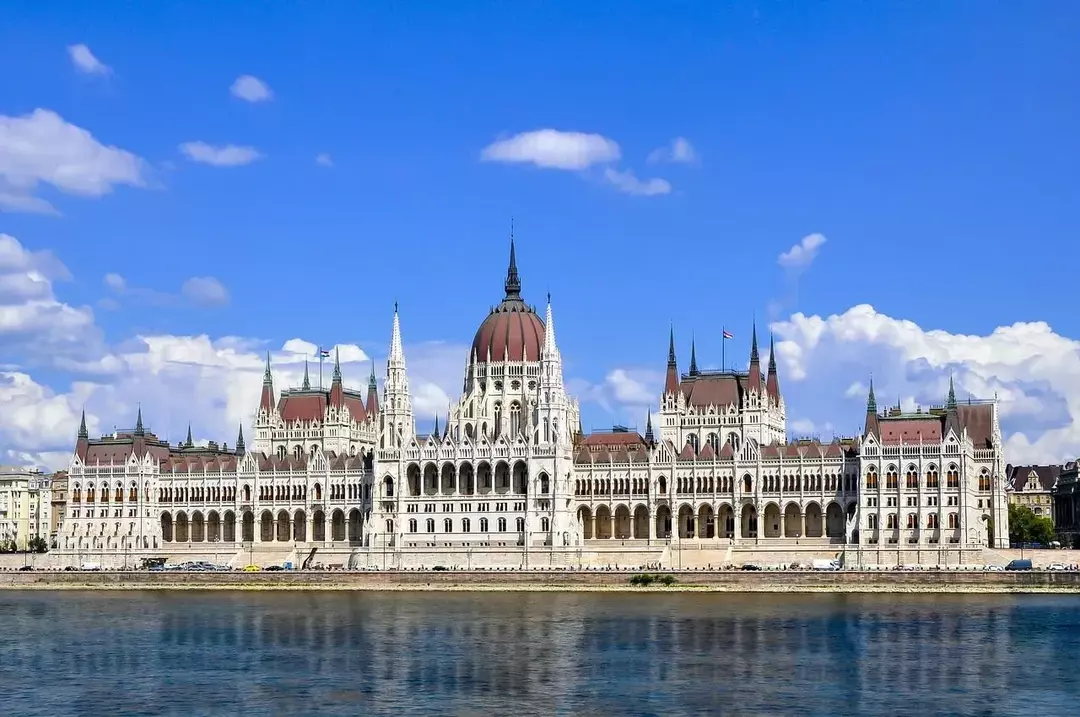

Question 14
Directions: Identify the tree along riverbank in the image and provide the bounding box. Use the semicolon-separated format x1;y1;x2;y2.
4;569;1080;593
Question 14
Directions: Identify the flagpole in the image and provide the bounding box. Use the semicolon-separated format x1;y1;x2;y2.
319;349;324;390
722;326;726;373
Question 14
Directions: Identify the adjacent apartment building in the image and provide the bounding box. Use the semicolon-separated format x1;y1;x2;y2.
1006;464;1060;520
0;466;52;551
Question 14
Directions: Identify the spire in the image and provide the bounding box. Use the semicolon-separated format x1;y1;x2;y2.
302;360;310;390
543;294;558;357
389;304;405;365
332;347;342;382
765;334;780;404
134;406;144;436
259;351;276;413
946;375;957;409
235;424;245;454
78;409;88;439
185;423;193;448
504;221;521;299
863;377;880;438
866;376;877;414
944;374;962;437
263;351;272;383
750;322;760;364
368;360;377;390
644;411;655;444
689;336;699;376
365;359;380;417
664;326;680;395
433;414;440;440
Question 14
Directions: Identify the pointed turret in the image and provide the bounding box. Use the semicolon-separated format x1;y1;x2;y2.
432;414;440;441
664;326;680;395
235;424;245;454
185;423;193;448
302;360;310;390
389;303;405;366
382;303;414;447
504;222;521;299
542;293;558;359
259;352;276;413
75;409;89;461
747;322;762;393
863;377;879;438
329;347;344;408
134;406;144;436
365;360;379;417
644;411;655;445
944;375;962;436
766;334;780;404
689;336;699;377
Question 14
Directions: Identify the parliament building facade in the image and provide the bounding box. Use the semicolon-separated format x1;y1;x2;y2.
57;239;1010;567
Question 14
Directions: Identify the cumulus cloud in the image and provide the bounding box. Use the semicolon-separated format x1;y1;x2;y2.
102;272;230;309
570;368;664;423
67;44;110;75
179;141;262;167
480;129;621;170
647;137;698;165
230;75;273;103
772;304;1080;463
778;233;827;274
315;153;333;167
0;109;148;213
603;168;672;197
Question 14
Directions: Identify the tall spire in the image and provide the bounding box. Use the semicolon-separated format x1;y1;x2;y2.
259;351;276;413
946;374;957;409
433;414;440;440
389;304;405;365
235;424;245;454
750;322;760;364
185;423;193;447
332;347;342;382
504;220;521;299
664;325;680;395
78;409;88;439
134;406;144;436
543;293;559;358
748;320;763;396
766;334;780;404
867;376;877;413
263;351;272;383
689;337;699;376
863;376;880;438
302;359;310;390
368;359;377;390
644;411;655;444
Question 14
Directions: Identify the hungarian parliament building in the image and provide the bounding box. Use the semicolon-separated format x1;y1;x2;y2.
57;240;1010;567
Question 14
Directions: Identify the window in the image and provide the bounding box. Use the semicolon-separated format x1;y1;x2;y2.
541;517;550;532
865;467;879;490
867;514;878;529
978;471;991;492
385;519;393;533
906;513;917;529
948;513;958;529
462;518;471;533
493;403;502;437
516;517;525;532
947;465;960;488
886;513;897;529
426;518;435;532
927;513;938;529
886;467;898;490
497;517;507;532
444;518;452;533
480;517;489;532
510;402;521;438
926;466;939;489
906;467;918;489
409;519;417;533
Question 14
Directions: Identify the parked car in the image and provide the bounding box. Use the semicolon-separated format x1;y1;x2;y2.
1048;563;1067;571
1005;559;1033;571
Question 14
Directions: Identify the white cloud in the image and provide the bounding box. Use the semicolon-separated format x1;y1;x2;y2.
179;141;262;167
315;153;333;167
647;137;698;165
67;44;110;75
480;129;621;170
230;75;273;103
778;233;827;274
571;368;663;418
0;109;148;213
772;304;1080;463
103;271;230;309
181;277;230;307
603;168;672;197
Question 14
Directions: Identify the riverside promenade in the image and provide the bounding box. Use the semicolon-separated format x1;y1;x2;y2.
4;569;1080;593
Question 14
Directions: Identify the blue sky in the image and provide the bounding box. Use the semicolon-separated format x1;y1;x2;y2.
1;2;1079;467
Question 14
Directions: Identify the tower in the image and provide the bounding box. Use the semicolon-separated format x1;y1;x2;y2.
380;303;414;449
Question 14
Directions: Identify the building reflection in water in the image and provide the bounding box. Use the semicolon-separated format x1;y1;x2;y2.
1;592;1077;715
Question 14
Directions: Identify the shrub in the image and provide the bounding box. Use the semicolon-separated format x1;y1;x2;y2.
629;573;677;587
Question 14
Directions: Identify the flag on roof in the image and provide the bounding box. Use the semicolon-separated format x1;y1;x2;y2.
320;349;331;358
722;330;734;340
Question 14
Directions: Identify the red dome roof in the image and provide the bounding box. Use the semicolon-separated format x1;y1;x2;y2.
472;302;545;363
470;232;545;363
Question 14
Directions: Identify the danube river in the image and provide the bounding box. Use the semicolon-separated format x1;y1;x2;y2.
3;591;1078;716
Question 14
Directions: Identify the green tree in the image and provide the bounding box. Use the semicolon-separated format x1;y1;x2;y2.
28;536;49;554
1009;504;1056;545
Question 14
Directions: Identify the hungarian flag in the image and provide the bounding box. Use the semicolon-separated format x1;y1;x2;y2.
320;349;331;358
723;330;734;340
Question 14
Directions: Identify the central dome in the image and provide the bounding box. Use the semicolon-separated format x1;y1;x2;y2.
470;234;545;364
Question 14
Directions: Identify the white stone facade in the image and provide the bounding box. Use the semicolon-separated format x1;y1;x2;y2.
54;239;1010;565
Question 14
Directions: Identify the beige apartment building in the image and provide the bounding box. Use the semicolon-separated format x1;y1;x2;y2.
0;466;52;551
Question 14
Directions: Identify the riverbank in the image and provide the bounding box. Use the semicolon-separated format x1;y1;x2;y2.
4;569;1080;592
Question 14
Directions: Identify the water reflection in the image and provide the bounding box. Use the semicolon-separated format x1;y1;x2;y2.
1;592;1078;716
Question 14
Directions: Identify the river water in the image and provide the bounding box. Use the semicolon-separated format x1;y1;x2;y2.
2;591;1078;716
